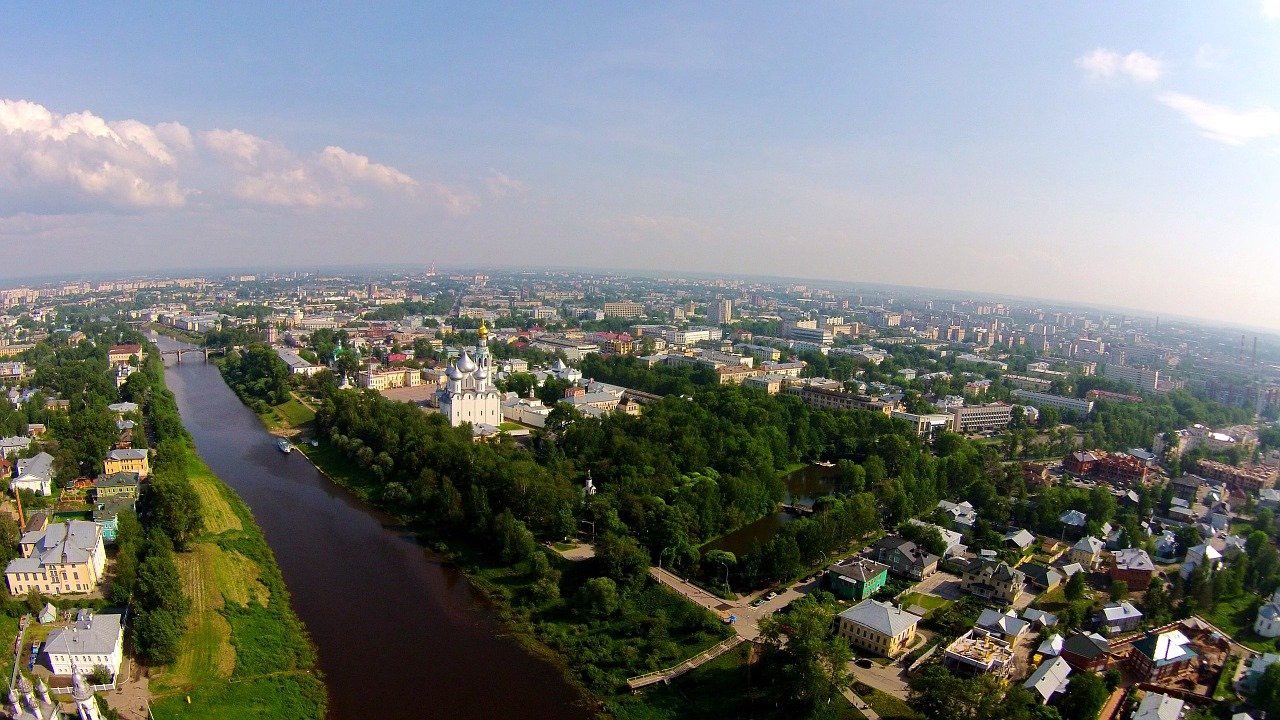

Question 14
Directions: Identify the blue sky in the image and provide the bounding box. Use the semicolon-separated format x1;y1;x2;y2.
2;2;1278;328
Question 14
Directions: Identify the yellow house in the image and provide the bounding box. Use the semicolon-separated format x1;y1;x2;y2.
103;448;149;479
95;471;141;501
5;521;107;596
835;600;923;658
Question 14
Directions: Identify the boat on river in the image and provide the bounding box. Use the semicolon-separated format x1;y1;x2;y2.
276;438;293;454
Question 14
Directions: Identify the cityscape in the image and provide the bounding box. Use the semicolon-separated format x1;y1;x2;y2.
3;3;1280;720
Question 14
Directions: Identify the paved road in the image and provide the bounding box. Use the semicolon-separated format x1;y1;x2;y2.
648;567;819;641
849;658;911;698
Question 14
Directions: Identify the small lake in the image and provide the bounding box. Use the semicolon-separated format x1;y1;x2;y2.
701;464;838;557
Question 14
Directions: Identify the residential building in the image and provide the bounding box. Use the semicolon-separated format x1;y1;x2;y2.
1131;692;1184;720
0;435;32;457
1021;563;1063;593
1103;364;1160;392
1180;544;1223;580
823;558;888;602
976;608;1030;641
43;610;124;677
1010;389;1094;416
708;298;733;325
1128;629;1197;682
1194;459;1275;493
103;448;149;479
1110;548;1155;590
12;452;54;496
871;536;939;580
1060;632;1111;672
936;500;977;533
960;557;1025;604
274;347;324;376
94;471;140;501
942;628;1015;677
1256;588;1280;638
602;302;644;319
834;600;922;658
1022;656;1072;704
358;367;422;390
5;521;107;596
1098;601;1144;635
107;343;141;366
1069;536;1105;569
950;403;1013;433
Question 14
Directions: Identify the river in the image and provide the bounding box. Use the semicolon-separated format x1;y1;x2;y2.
154;335;595;720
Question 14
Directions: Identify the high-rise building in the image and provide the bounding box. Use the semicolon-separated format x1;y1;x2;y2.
709;298;733;325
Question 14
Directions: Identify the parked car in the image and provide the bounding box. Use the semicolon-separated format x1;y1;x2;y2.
765;591;778;600
856;658;873;669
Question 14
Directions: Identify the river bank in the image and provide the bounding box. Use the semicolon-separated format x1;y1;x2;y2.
157;334;597;720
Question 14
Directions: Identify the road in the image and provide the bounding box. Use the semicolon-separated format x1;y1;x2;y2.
648;567;820;641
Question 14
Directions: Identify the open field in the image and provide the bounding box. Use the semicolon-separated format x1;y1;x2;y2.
185;450;241;535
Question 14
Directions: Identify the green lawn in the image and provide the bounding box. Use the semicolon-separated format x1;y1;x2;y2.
856;686;921;720
0;613;21;693
898;592;951;615
259;397;316;431
1205;594;1277;653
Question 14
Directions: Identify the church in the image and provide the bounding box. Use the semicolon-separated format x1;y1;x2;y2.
438;323;502;430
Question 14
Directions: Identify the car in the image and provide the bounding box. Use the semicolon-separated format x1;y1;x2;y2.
765;591;777;600
750;598;764;608
856;658;873;669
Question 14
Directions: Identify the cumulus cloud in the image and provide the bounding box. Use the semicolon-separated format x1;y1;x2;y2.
1158;92;1280;146
1264;0;1280;20
1075;48;1165;83
0;98;468;216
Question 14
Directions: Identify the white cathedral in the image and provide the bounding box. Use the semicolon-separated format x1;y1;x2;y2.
7;668;103;720
439;323;502;429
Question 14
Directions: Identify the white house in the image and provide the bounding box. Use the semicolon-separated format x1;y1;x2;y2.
12;452;54;496
42;610;124;677
1256;589;1280;639
1180;544;1223;580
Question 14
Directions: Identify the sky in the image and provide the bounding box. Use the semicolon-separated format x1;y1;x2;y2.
1;2;1279;328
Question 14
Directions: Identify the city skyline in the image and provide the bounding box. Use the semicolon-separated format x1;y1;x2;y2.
3;3;1279;329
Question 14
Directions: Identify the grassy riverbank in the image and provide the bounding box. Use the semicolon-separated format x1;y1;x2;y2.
146;374;325;720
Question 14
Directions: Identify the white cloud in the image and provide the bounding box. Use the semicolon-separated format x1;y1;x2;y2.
1075;48;1165;83
0;98;454;215
485;170;528;198
1158;92;1280;146
1194;44;1227;70
1264;0;1280;20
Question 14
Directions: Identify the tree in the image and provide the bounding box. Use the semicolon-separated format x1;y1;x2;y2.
576;577;620;617
147;467;203;550
494;509;537;563
1109;580;1129;602
702;550;736;588
1065;570;1086;602
595;533;650;591
1255;663;1280;719
0;516;20;567
132;608;183;665
1057;672;1108;720
758;595;853;707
